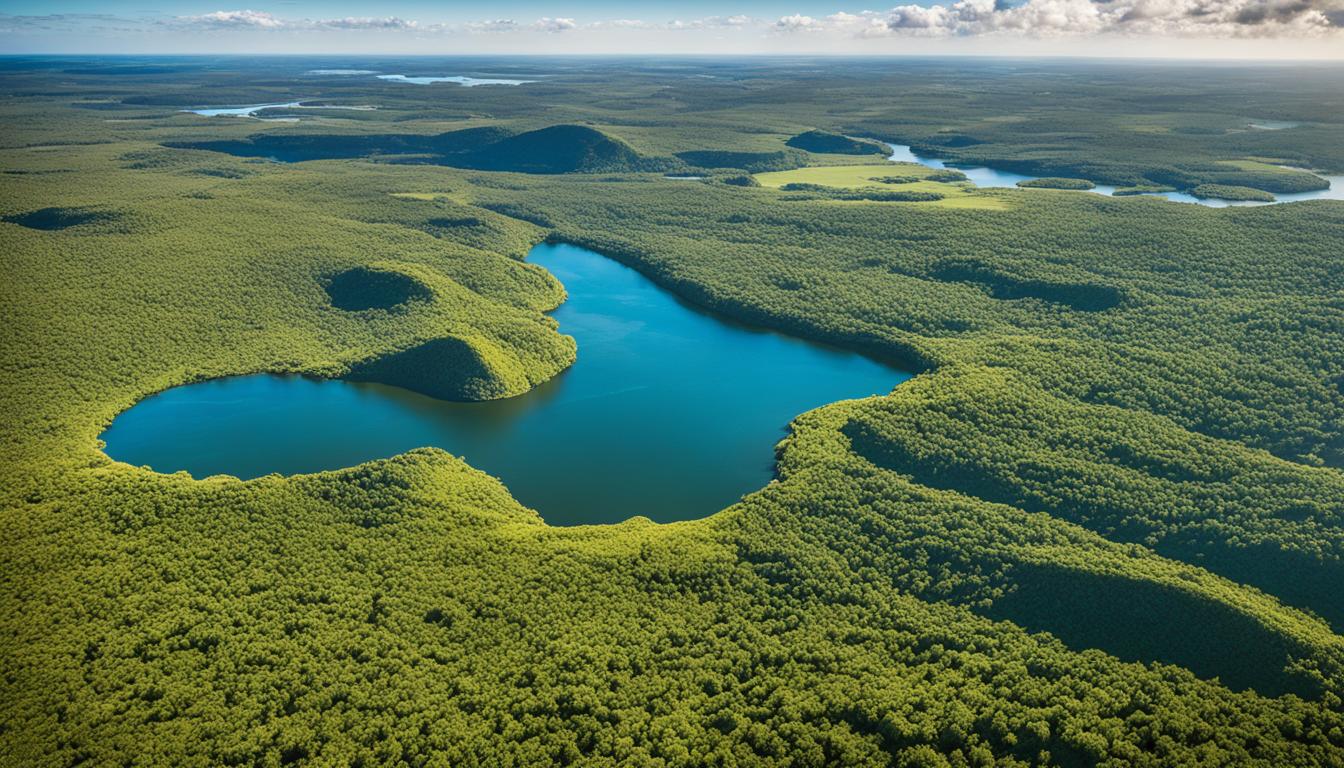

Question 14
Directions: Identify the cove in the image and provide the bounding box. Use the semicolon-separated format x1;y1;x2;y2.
101;243;907;526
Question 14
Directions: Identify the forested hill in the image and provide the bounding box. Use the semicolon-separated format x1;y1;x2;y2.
171;124;658;173
3;57;1344;766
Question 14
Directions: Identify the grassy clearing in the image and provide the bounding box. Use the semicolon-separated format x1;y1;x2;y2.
1219;158;1305;173
754;163;1010;210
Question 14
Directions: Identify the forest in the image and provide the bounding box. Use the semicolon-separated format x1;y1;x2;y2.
2;56;1344;766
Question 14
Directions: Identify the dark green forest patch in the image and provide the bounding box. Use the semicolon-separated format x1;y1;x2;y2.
1191;184;1276;202
3;206;111;231
1017;178;1096;190
925;169;970;183
168;124;656;174
785;130;885;155
345;336;522;401
780;183;944;202
981;562;1318;698
929;260;1123;311
325;266;433;312
425;216;485;231
675;149;807;173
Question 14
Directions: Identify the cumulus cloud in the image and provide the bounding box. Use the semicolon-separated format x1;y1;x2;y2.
773;0;1343;37
463;19;519;33
532;17;578;33
146;3;1344;41
669;14;755;29
775;13;824;30
320;17;419;31
180;10;418;31
191;10;286;28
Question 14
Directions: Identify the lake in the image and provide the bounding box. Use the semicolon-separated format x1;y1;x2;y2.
184;102;376;120
184;102;302;118
883;142;1342;207
101;243;906;525
376;74;535;86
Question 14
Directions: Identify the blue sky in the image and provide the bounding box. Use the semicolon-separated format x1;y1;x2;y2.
2;0;1342;57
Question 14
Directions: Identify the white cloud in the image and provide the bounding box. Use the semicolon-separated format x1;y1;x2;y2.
671;14;755;29
768;0;1342;38
191;10;286;29
532;17;578;33
320;17;419;31
59;3;1344;44
180;10;418;31
775;13;824;30
464;19;518;33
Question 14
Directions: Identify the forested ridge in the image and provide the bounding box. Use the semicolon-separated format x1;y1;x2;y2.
2;57;1344;766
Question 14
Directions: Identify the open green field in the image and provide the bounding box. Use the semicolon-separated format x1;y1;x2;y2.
754;163;1010;210
3;56;1344;767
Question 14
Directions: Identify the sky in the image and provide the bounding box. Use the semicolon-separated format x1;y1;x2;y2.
2;0;1343;58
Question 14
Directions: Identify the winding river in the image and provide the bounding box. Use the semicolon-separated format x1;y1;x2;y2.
884;143;1344;207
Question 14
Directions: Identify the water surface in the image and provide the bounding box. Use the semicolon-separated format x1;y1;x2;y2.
184;102;302;118
884;142;1340;207
184;102;375;120
102;243;906;525
377;74;535;86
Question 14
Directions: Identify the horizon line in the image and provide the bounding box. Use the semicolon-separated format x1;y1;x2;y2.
4;52;1344;64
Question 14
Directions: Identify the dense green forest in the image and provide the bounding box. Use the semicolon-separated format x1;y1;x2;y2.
2;56;1344;766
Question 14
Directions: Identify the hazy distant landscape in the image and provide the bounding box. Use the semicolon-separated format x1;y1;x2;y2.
3;50;1344;766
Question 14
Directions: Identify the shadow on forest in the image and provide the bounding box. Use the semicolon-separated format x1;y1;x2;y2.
325;266;432;312
3;206;108;231
929;259;1123;312
980;562;1319;698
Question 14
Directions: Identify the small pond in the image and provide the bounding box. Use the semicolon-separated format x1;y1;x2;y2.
101;243;906;525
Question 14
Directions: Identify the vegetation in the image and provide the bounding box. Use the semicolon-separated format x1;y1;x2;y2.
3;55;1344;766
675;150;808;173
172;124;666;174
325;265;432;311
785;130;886;156
754;165;1005;210
1112;184;1179;196
779;183;944;202
1191;183;1277;202
1017;178;1096;190
926;169;971;183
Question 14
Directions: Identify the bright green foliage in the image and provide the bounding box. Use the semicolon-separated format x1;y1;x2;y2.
3;57;1344;767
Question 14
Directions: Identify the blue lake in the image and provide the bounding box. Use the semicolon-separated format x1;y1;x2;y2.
101;243;906;525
